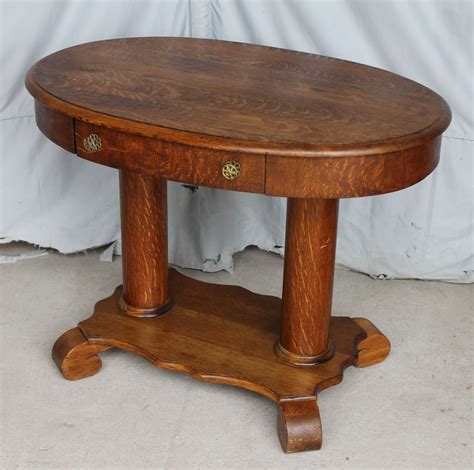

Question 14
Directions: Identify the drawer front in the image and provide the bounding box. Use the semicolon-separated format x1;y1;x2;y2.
75;121;265;194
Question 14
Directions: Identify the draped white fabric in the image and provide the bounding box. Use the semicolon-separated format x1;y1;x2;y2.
1;0;472;282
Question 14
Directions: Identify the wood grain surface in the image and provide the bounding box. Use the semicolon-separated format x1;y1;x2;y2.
51;269;390;452
52;327;111;380
277;198;339;364
277;399;322;452
119;171;171;315
26;37;450;157
75;120;265;193
31;38;440;452
78;270;363;400
354;317;392;367
266;137;442;198
26;37;451;197
34;100;75;153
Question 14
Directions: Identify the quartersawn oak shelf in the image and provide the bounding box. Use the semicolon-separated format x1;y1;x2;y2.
53;269;390;453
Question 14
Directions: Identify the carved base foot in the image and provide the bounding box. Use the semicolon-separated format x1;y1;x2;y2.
354;317;391;367
277;399;322;453
273;317;391;453
52;327;111;380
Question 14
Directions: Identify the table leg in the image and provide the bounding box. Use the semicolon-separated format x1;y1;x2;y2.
275;198;338;365
118;170;172;317
51;187;390;452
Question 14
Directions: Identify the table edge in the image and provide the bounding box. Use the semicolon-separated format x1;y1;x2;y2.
25;67;452;159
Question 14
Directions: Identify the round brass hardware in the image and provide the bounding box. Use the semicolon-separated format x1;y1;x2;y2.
222;160;241;180
83;133;102;152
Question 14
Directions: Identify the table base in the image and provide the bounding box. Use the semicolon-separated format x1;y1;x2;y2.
52;268;390;453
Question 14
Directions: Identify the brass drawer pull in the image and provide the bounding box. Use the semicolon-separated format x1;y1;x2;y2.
83;133;102;152
222;160;241;180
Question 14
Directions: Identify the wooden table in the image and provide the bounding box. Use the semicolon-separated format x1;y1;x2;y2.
26;38;451;453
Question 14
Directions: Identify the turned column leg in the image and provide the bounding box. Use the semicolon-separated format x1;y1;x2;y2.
275;198;339;365
118;170;172;317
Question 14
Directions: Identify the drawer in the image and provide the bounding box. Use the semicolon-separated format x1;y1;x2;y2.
75;120;265;194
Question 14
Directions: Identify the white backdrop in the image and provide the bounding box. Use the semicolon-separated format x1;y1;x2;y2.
1;0;473;282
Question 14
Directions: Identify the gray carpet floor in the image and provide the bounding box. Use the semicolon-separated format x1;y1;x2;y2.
1;243;472;469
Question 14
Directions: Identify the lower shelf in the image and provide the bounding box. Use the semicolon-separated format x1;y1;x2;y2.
52;268;390;453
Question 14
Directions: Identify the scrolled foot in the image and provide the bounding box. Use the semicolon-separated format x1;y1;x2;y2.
353;317;391;368
277;398;322;453
52;327;111;380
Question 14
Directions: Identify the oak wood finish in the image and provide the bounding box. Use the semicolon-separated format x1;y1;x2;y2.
52;327;111;380
26;37;451;198
52;269;389;452
34;100;75;153
119;171;171;316
75;120;265;193
354;317;392;367
276;198;338;365
278;399;322;452
265;137;442;198
26;37;451;453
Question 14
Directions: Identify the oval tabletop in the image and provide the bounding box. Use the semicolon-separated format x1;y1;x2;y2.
26;37;451;198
